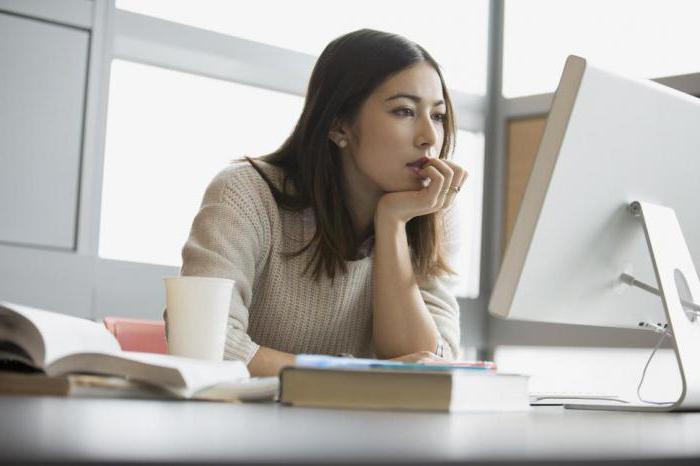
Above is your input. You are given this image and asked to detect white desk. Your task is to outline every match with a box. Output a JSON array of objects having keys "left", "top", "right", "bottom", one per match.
[{"left": 0, "top": 396, "right": 699, "bottom": 465}]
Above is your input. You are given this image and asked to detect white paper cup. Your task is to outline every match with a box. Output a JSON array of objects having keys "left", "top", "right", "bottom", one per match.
[{"left": 164, "top": 276, "right": 234, "bottom": 361}]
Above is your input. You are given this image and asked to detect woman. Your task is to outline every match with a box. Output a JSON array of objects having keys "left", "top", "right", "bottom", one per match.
[{"left": 180, "top": 29, "right": 468, "bottom": 377}]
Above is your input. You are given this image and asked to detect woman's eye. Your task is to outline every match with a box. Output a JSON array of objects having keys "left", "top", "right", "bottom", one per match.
[
  {"left": 394, "top": 108, "right": 414, "bottom": 117},
  {"left": 394, "top": 108, "right": 446, "bottom": 122}
]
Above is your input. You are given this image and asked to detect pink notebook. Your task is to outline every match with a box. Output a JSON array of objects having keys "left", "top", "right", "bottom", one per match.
[{"left": 103, "top": 317, "right": 168, "bottom": 354}]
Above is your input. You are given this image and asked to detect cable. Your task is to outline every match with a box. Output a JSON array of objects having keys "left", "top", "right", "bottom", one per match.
[{"left": 636, "top": 324, "right": 675, "bottom": 405}]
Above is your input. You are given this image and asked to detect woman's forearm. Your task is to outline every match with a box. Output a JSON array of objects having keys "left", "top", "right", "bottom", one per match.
[
  {"left": 248, "top": 345, "right": 296, "bottom": 377},
  {"left": 372, "top": 210, "right": 440, "bottom": 359}
]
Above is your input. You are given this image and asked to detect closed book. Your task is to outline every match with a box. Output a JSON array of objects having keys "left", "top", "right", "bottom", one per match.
[
  {"left": 0, "top": 371, "right": 171, "bottom": 399},
  {"left": 0, "top": 301, "right": 278, "bottom": 401},
  {"left": 280, "top": 366, "right": 530, "bottom": 412}
]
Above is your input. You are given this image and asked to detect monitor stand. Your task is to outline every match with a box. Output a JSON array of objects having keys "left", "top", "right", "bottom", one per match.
[{"left": 566, "top": 201, "right": 700, "bottom": 412}]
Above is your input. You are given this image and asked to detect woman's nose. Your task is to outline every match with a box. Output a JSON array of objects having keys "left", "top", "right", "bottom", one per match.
[{"left": 416, "top": 116, "right": 438, "bottom": 150}]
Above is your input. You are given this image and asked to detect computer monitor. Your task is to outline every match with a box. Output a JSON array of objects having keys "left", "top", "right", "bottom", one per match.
[{"left": 488, "top": 55, "right": 700, "bottom": 411}]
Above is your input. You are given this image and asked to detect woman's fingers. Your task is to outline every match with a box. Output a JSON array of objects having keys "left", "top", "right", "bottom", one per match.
[
  {"left": 377, "top": 157, "right": 467, "bottom": 223},
  {"left": 423, "top": 158, "right": 454, "bottom": 208},
  {"left": 390, "top": 350, "right": 447, "bottom": 363},
  {"left": 444, "top": 159, "right": 467, "bottom": 188},
  {"left": 428, "top": 158, "right": 454, "bottom": 190},
  {"left": 420, "top": 164, "right": 445, "bottom": 204},
  {"left": 442, "top": 159, "right": 468, "bottom": 208}
]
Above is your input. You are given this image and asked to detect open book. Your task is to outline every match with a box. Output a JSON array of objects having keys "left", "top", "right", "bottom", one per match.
[{"left": 0, "top": 301, "right": 278, "bottom": 400}]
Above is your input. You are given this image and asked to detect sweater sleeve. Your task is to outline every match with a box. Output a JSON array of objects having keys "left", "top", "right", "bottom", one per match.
[
  {"left": 179, "top": 167, "right": 271, "bottom": 364},
  {"left": 418, "top": 203, "right": 463, "bottom": 360}
]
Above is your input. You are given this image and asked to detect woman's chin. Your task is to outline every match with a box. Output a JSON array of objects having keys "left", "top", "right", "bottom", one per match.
[
  {"left": 383, "top": 181, "right": 425, "bottom": 193},
  {"left": 378, "top": 170, "right": 429, "bottom": 193}
]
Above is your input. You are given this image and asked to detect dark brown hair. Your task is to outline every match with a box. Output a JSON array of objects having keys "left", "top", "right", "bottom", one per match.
[{"left": 238, "top": 28, "right": 457, "bottom": 283}]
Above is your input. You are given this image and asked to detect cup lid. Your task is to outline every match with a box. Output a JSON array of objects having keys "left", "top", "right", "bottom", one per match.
[{"left": 163, "top": 276, "right": 235, "bottom": 284}]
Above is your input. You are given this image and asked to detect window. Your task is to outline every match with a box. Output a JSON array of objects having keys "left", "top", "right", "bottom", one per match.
[
  {"left": 503, "top": 0, "right": 700, "bottom": 97},
  {"left": 451, "top": 130, "right": 484, "bottom": 298},
  {"left": 116, "top": 0, "right": 489, "bottom": 95},
  {"left": 99, "top": 60, "right": 304, "bottom": 266}
]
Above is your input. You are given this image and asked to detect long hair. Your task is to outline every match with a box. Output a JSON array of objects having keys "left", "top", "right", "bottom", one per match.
[{"left": 239, "top": 28, "right": 457, "bottom": 282}]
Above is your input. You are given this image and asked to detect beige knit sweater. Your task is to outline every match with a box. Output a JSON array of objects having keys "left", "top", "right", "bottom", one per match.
[{"left": 179, "top": 160, "right": 462, "bottom": 363}]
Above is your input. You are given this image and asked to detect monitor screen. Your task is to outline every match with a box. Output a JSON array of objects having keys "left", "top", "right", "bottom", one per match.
[{"left": 489, "top": 55, "right": 700, "bottom": 330}]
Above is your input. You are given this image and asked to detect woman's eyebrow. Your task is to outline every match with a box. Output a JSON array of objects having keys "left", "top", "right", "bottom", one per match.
[{"left": 385, "top": 93, "right": 445, "bottom": 107}]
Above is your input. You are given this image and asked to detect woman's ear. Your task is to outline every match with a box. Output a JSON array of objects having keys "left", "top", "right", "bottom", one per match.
[
  {"left": 329, "top": 119, "right": 351, "bottom": 148},
  {"left": 328, "top": 130, "right": 345, "bottom": 147}
]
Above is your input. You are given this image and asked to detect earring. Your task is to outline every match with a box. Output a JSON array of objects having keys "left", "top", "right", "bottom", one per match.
[{"left": 338, "top": 139, "right": 347, "bottom": 148}]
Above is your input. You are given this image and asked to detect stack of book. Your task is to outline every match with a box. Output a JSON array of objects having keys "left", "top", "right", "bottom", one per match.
[
  {"left": 280, "top": 354, "right": 530, "bottom": 412},
  {"left": 0, "top": 301, "right": 278, "bottom": 401}
]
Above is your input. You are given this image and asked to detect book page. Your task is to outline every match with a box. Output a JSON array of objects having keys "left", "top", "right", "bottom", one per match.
[
  {"left": 120, "top": 352, "right": 250, "bottom": 397},
  {"left": 47, "top": 351, "right": 250, "bottom": 398},
  {"left": 193, "top": 376, "right": 279, "bottom": 401},
  {"left": 0, "top": 301, "right": 120, "bottom": 367},
  {"left": 0, "top": 309, "right": 43, "bottom": 365}
]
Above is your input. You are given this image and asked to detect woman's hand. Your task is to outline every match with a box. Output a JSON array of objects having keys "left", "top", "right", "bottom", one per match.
[
  {"left": 389, "top": 350, "right": 447, "bottom": 364},
  {"left": 376, "top": 158, "right": 468, "bottom": 225}
]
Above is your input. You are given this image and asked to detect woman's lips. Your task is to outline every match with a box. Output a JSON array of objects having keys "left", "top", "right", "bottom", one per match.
[{"left": 406, "top": 156, "right": 431, "bottom": 169}]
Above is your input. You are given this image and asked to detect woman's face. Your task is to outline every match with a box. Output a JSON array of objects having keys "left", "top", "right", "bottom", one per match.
[{"left": 336, "top": 61, "right": 447, "bottom": 194}]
